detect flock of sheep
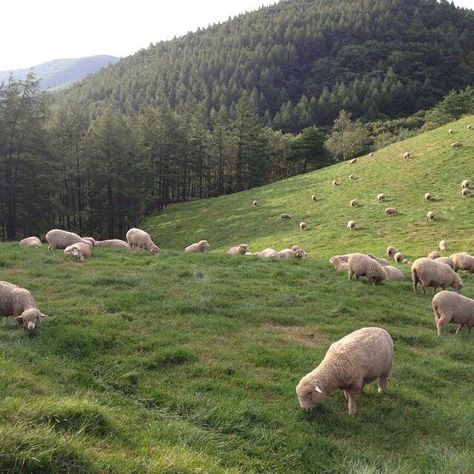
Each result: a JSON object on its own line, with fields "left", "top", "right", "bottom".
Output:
{"left": 2, "top": 124, "right": 473, "bottom": 417}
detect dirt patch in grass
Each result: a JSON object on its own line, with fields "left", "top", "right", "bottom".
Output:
{"left": 263, "top": 323, "right": 327, "bottom": 347}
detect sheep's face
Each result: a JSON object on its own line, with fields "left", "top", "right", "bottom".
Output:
{"left": 150, "top": 245, "right": 160, "bottom": 256}
{"left": 16, "top": 309, "right": 47, "bottom": 331}
{"left": 296, "top": 379, "right": 325, "bottom": 411}
{"left": 453, "top": 279, "right": 464, "bottom": 293}
{"left": 65, "top": 246, "right": 84, "bottom": 261}
{"left": 295, "top": 250, "right": 305, "bottom": 259}
{"left": 199, "top": 240, "right": 210, "bottom": 251}
{"left": 240, "top": 244, "right": 249, "bottom": 253}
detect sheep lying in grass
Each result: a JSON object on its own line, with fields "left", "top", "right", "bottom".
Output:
{"left": 403, "top": 152, "right": 411, "bottom": 159}
{"left": 369, "top": 152, "right": 374, "bottom": 158}
{"left": 350, "top": 199, "right": 358, "bottom": 208}
{"left": 383, "top": 266, "right": 405, "bottom": 281}
{"left": 448, "top": 129, "right": 454, "bottom": 134}
{"left": 386, "top": 246, "right": 397, "bottom": 258}
{"left": 227, "top": 244, "right": 249, "bottom": 256}
{"left": 432, "top": 291, "right": 474, "bottom": 336}
{"left": 450, "top": 253, "right": 474, "bottom": 273}
{"left": 462, "top": 188, "right": 471, "bottom": 198}
{"left": 95, "top": 239, "right": 130, "bottom": 250}
{"left": 347, "top": 220, "right": 356, "bottom": 231}
{"left": 425, "top": 193, "right": 432, "bottom": 201}
{"left": 367, "top": 254, "right": 389, "bottom": 266}
{"left": 329, "top": 256, "right": 349, "bottom": 273}
{"left": 461, "top": 179, "right": 470, "bottom": 189}
{"left": 468, "top": 124, "right": 473, "bottom": 130}
{"left": 451, "top": 142, "right": 463, "bottom": 149}
{"left": 185, "top": 240, "right": 210, "bottom": 254}
{"left": 19, "top": 236, "right": 42, "bottom": 248}
{"left": 350, "top": 158, "right": 357, "bottom": 164}
{"left": 45, "top": 229, "right": 87, "bottom": 250}
{"left": 348, "top": 253, "right": 386, "bottom": 284}
{"left": 332, "top": 180, "right": 338, "bottom": 186}
{"left": 349, "top": 175, "right": 357, "bottom": 180}
{"left": 385, "top": 207, "right": 398, "bottom": 216}
{"left": 439, "top": 240, "right": 448, "bottom": 252}
{"left": 296, "top": 327, "right": 393, "bottom": 415}
{"left": 64, "top": 241, "right": 93, "bottom": 262}
{"left": 411, "top": 258, "right": 463, "bottom": 294}
{"left": 299, "top": 222, "right": 308, "bottom": 231}
{"left": 0, "top": 281, "right": 47, "bottom": 331}
{"left": 278, "top": 248, "right": 305, "bottom": 259}
{"left": 291, "top": 245, "right": 307, "bottom": 256}
{"left": 377, "top": 193, "right": 385, "bottom": 202}
{"left": 393, "top": 251, "right": 405, "bottom": 263}
{"left": 427, "top": 211, "right": 435, "bottom": 223}
{"left": 126, "top": 228, "right": 160, "bottom": 255}
{"left": 252, "top": 200, "right": 258, "bottom": 206}
{"left": 311, "top": 194, "right": 317, "bottom": 202}
{"left": 428, "top": 250, "right": 441, "bottom": 259}
{"left": 281, "top": 213, "right": 291, "bottom": 220}
{"left": 256, "top": 248, "right": 279, "bottom": 258}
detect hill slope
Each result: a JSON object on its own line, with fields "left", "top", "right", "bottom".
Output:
{"left": 0, "top": 55, "right": 119, "bottom": 89}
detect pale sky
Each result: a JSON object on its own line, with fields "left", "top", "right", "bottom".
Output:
{"left": 0, "top": 0, "right": 472, "bottom": 71}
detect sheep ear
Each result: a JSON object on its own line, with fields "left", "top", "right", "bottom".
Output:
{"left": 314, "top": 385, "right": 323, "bottom": 394}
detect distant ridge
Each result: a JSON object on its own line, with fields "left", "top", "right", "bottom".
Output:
{"left": 0, "top": 55, "right": 119, "bottom": 90}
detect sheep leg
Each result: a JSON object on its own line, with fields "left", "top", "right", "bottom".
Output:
{"left": 436, "top": 319, "right": 445, "bottom": 336}
{"left": 455, "top": 324, "right": 463, "bottom": 335}
{"left": 346, "top": 383, "right": 363, "bottom": 415}
{"left": 378, "top": 369, "right": 391, "bottom": 394}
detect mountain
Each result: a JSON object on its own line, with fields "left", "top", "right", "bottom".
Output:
{"left": 0, "top": 55, "right": 119, "bottom": 90}
{"left": 59, "top": 0, "right": 474, "bottom": 129}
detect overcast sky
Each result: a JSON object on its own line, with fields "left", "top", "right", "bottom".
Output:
{"left": 1, "top": 0, "right": 472, "bottom": 71}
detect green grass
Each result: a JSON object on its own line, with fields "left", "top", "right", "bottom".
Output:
{"left": 0, "top": 117, "right": 473, "bottom": 473}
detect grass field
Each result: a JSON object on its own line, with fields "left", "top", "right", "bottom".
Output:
{"left": 0, "top": 117, "right": 473, "bottom": 473}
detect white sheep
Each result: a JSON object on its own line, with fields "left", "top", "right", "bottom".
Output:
{"left": 278, "top": 248, "right": 305, "bottom": 259}
{"left": 256, "top": 248, "right": 279, "bottom": 258}
{"left": 126, "top": 228, "right": 160, "bottom": 255}
{"left": 468, "top": 124, "right": 473, "bottom": 130}
{"left": 227, "top": 244, "right": 249, "bottom": 256}
{"left": 329, "top": 256, "right": 349, "bottom": 273}
{"left": 461, "top": 179, "right": 469, "bottom": 189}
{"left": 377, "top": 193, "right": 385, "bottom": 202}
{"left": 428, "top": 250, "right": 441, "bottom": 259}
{"left": 281, "top": 213, "right": 291, "bottom": 220}
{"left": 411, "top": 258, "right": 463, "bottom": 294}
{"left": 450, "top": 253, "right": 474, "bottom": 273}
{"left": 19, "top": 236, "right": 42, "bottom": 248}
{"left": 252, "top": 200, "right": 258, "bottom": 206}
{"left": 82, "top": 237, "right": 96, "bottom": 246}
{"left": 451, "top": 142, "right": 463, "bottom": 149}
{"left": 350, "top": 158, "right": 357, "bottom": 164}
{"left": 348, "top": 253, "right": 386, "bottom": 284}
{"left": 332, "top": 180, "right": 338, "bottom": 186}
{"left": 383, "top": 266, "right": 405, "bottom": 281}
{"left": 349, "top": 175, "right": 357, "bottom": 180}
{"left": 462, "top": 188, "right": 471, "bottom": 198}
{"left": 436, "top": 256, "right": 454, "bottom": 269}
{"left": 185, "top": 240, "right": 210, "bottom": 254}
{"left": 0, "top": 281, "right": 47, "bottom": 330}
{"left": 369, "top": 152, "right": 374, "bottom": 158}
{"left": 64, "top": 241, "right": 93, "bottom": 262}
{"left": 448, "top": 129, "right": 454, "bottom": 134}
{"left": 426, "top": 211, "right": 435, "bottom": 223}
{"left": 291, "top": 245, "right": 307, "bottom": 256}
{"left": 393, "top": 251, "right": 405, "bottom": 263}
{"left": 296, "top": 327, "right": 393, "bottom": 415}
{"left": 432, "top": 291, "right": 474, "bottom": 336}
{"left": 350, "top": 199, "right": 358, "bottom": 208}
{"left": 424, "top": 193, "right": 432, "bottom": 201}
{"left": 45, "top": 229, "right": 87, "bottom": 251}
{"left": 385, "top": 207, "right": 398, "bottom": 216}
{"left": 403, "top": 152, "right": 411, "bottom": 159}
{"left": 386, "top": 246, "right": 397, "bottom": 258}
{"left": 439, "top": 240, "right": 448, "bottom": 252}
{"left": 94, "top": 239, "right": 130, "bottom": 250}
{"left": 347, "top": 220, "right": 356, "bottom": 231}
{"left": 311, "top": 194, "right": 317, "bottom": 202}
{"left": 299, "top": 222, "right": 308, "bottom": 231}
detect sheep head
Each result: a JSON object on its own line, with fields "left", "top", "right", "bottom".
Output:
{"left": 296, "top": 378, "right": 326, "bottom": 411}
{"left": 16, "top": 308, "right": 47, "bottom": 331}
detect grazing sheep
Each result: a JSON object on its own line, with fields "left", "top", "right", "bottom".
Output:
{"left": 281, "top": 213, "right": 291, "bottom": 220}
{"left": 436, "top": 257, "right": 454, "bottom": 269}
{"left": 383, "top": 266, "right": 405, "bottom": 281}
{"left": 278, "top": 248, "right": 305, "bottom": 259}
{"left": 461, "top": 179, "right": 469, "bottom": 189}
{"left": 451, "top": 142, "right": 463, "bottom": 149}
{"left": 349, "top": 175, "right": 357, "bottom": 180}
{"left": 468, "top": 124, "right": 473, "bottom": 130}
{"left": 450, "top": 253, "right": 474, "bottom": 273}
{"left": 385, "top": 207, "right": 398, "bottom": 216}
{"left": 377, "top": 193, "right": 385, "bottom": 202}
{"left": 425, "top": 193, "right": 432, "bottom": 201}
{"left": 350, "top": 199, "right": 358, "bottom": 208}
{"left": 185, "top": 240, "right": 210, "bottom": 254}
{"left": 348, "top": 253, "right": 386, "bottom": 284}
{"left": 432, "top": 291, "right": 474, "bottom": 336}
{"left": 386, "top": 246, "right": 397, "bottom": 258}
{"left": 427, "top": 211, "right": 435, "bottom": 223}
{"left": 403, "top": 152, "right": 411, "bottom": 159}
{"left": 311, "top": 194, "right": 317, "bottom": 202}
{"left": 256, "top": 248, "right": 279, "bottom": 258}
{"left": 0, "top": 281, "right": 47, "bottom": 331}
{"left": 64, "top": 241, "right": 93, "bottom": 262}
{"left": 227, "top": 244, "right": 249, "bottom": 256}
{"left": 393, "top": 252, "right": 405, "bottom": 263}
{"left": 19, "top": 236, "right": 42, "bottom": 248}
{"left": 45, "top": 229, "right": 86, "bottom": 251}
{"left": 462, "top": 188, "right": 471, "bottom": 198}
{"left": 402, "top": 258, "right": 412, "bottom": 265}
{"left": 296, "top": 327, "right": 393, "bottom": 415}
{"left": 367, "top": 254, "right": 389, "bottom": 266}
{"left": 252, "top": 200, "right": 258, "bottom": 206}
{"left": 329, "top": 256, "right": 349, "bottom": 273}
{"left": 439, "top": 240, "right": 448, "bottom": 252}
{"left": 82, "top": 237, "right": 96, "bottom": 246}
{"left": 332, "top": 180, "right": 338, "bottom": 186}
{"left": 350, "top": 158, "right": 357, "bottom": 164}
{"left": 94, "top": 239, "right": 130, "bottom": 250}
{"left": 126, "top": 228, "right": 160, "bottom": 255}
{"left": 347, "top": 220, "right": 356, "bottom": 231}
{"left": 299, "top": 222, "right": 308, "bottom": 231}
{"left": 369, "top": 152, "right": 374, "bottom": 158}
{"left": 448, "top": 129, "right": 454, "bottom": 134}
{"left": 428, "top": 250, "right": 441, "bottom": 260}
{"left": 411, "top": 258, "right": 463, "bottom": 294}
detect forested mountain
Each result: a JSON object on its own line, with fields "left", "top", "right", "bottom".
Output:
{"left": 0, "top": 55, "right": 119, "bottom": 90}
{"left": 59, "top": 0, "right": 474, "bottom": 129}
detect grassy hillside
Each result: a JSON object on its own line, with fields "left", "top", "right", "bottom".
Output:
{"left": 0, "top": 118, "right": 473, "bottom": 473}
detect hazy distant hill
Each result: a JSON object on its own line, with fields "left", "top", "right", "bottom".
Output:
{"left": 0, "top": 55, "right": 119, "bottom": 89}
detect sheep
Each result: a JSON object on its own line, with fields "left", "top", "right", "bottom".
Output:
{"left": 311, "top": 194, "right": 317, "bottom": 202}
{"left": 385, "top": 207, "right": 398, "bottom": 216}
{"left": 462, "top": 188, "right": 471, "bottom": 198}
{"left": 296, "top": 327, "right": 393, "bottom": 415}
{"left": 386, "top": 246, "right": 398, "bottom": 258}
{"left": 461, "top": 179, "right": 470, "bottom": 189}
{"left": 227, "top": 244, "right": 249, "bottom": 256}
{"left": 332, "top": 180, "right": 338, "bottom": 186}
{"left": 185, "top": 240, "right": 210, "bottom": 254}
{"left": 403, "top": 152, "right": 411, "bottom": 159}
{"left": 448, "top": 129, "right": 454, "bottom": 134}
{"left": 369, "top": 152, "right": 374, "bottom": 158}
{"left": 426, "top": 211, "right": 435, "bottom": 223}
{"left": 278, "top": 248, "right": 305, "bottom": 259}
{"left": 402, "top": 259, "right": 412, "bottom": 265}
{"left": 126, "top": 228, "right": 160, "bottom": 255}
{"left": 0, "top": 281, "right": 47, "bottom": 331}
{"left": 281, "top": 213, "right": 291, "bottom": 220}
{"left": 19, "top": 236, "right": 42, "bottom": 248}
{"left": 439, "top": 240, "right": 448, "bottom": 252}
{"left": 347, "top": 220, "right": 356, "bottom": 231}
{"left": 291, "top": 245, "right": 307, "bottom": 256}
{"left": 331, "top": 254, "right": 354, "bottom": 263}
{"left": 329, "top": 256, "right": 349, "bottom": 273}
{"left": 299, "top": 222, "right": 308, "bottom": 231}
{"left": 64, "top": 241, "right": 93, "bottom": 262}
{"left": 432, "top": 291, "right": 474, "bottom": 336}
{"left": 451, "top": 142, "right": 463, "bottom": 149}
{"left": 350, "top": 199, "right": 358, "bottom": 208}
{"left": 383, "top": 266, "right": 405, "bottom": 281}
{"left": 450, "top": 253, "right": 474, "bottom": 273}
{"left": 436, "top": 257, "right": 454, "bottom": 269}
{"left": 467, "top": 124, "right": 472, "bottom": 130}
{"left": 377, "top": 193, "right": 385, "bottom": 202}
{"left": 252, "top": 200, "right": 258, "bottom": 206}
{"left": 350, "top": 158, "right": 357, "bottom": 164}
{"left": 349, "top": 175, "right": 357, "bottom": 180}
{"left": 411, "top": 258, "right": 463, "bottom": 294}
{"left": 94, "top": 239, "right": 131, "bottom": 250}
{"left": 367, "top": 254, "right": 390, "bottom": 266}
{"left": 424, "top": 193, "right": 432, "bottom": 201}
{"left": 393, "top": 251, "right": 405, "bottom": 263}
{"left": 428, "top": 250, "right": 441, "bottom": 260}
{"left": 256, "top": 248, "right": 279, "bottom": 258}
{"left": 45, "top": 229, "right": 87, "bottom": 251}
{"left": 348, "top": 253, "right": 386, "bottom": 284}
{"left": 82, "top": 237, "right": 96, "bottom": 246}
